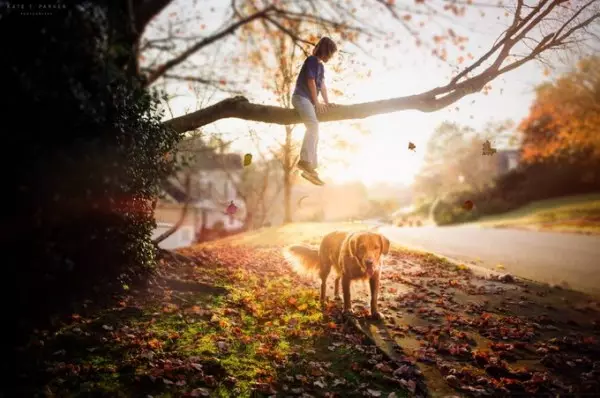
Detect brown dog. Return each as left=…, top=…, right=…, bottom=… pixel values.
left=284, top=230, right=390, bottom=319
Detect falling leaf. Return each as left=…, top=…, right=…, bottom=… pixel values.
left=219, top=79, right=226, bottom=85
left=543, top=68, right=551, bottom=76
left=408, top=142, right=416, bottom=151
left=463, top=200, right=474, bottom=210
left=482, top=140, right=497, bottom=156
left=243, top=153, right=252, bottom=166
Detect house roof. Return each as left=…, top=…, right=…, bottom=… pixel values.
left=193, top=153, right=243, bottom=170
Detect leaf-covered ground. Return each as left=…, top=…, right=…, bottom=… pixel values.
left=15, top=223, right=600, bottom=397
left=14, top=223, right=416, bottom=398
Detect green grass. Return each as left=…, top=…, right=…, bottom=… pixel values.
left=475, top=193, right=600, bottom=234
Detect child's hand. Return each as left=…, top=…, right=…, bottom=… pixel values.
left=315, top=103, right=328, bottom=114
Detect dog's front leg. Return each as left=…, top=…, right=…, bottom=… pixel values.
left=342, top=275, right=352, bottom=314
left=369, top=272, right=382, bottom=320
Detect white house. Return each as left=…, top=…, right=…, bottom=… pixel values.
left=154, top=148, right=247, bottom=248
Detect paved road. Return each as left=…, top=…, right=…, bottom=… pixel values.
left=378, top=225, right=600, bottom=297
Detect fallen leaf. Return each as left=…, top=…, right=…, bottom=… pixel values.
left=148, top=338, right=162, bottom=349
left=243, top=153, right=252, bottom=166
left=190, top=387, right=211, bottom=397
left=408, top=142, right=416, bottom=151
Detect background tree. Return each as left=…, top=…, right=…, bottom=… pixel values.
left=413, top=120, right=513, bottom=201
left=519, top=55, right=600, bottom=164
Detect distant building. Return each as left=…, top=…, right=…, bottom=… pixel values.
left=496, top=149, right=520, bottom=175
left=154, top=149, right=247, bottom=248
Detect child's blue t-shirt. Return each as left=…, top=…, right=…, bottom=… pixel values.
left=293, top=55, right=324, bottom=104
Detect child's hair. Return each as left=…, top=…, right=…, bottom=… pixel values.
left=312, top=37, right=338, bottom=59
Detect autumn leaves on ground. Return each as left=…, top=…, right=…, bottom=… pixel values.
left=17, top=223, right=600, bottom=397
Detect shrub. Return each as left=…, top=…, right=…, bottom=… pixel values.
left=2, top=3, right=181, bottom=335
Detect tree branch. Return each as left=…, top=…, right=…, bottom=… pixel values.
left=158, top=0, right=598, bottom=135
left=143, top=6, right=275, bottom=87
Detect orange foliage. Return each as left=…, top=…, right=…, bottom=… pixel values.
left=519, top=56, right=600, bottom=163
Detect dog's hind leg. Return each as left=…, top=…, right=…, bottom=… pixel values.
left=333, top=277, right=341, bottom=301
left=318, top=249, right=333, bottom=306
left=319, top=263, right=331, bottom=306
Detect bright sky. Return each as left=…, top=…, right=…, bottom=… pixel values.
left=150, top=1, right=570, bottom=187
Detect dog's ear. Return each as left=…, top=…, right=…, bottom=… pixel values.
left=348, top=234, right=358, bottom=258
left=380, top=234, right=390, bottom=255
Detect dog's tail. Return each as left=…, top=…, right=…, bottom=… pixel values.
left=283, top=245, right=320, bottom=277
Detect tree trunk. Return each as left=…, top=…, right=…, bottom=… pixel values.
left=283, top=125, right=293, bottom=224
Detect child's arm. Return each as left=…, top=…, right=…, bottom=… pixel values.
left=321, top=81, right=330, bottom=105
left=308, top=78, right=327, bottom=114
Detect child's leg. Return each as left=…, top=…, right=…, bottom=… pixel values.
left=292, top=95, right=319, bottom=169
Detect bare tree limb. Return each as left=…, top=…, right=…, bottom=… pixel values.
left=143, top=5, right=275, bottom=86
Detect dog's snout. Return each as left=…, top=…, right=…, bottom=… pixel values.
left=365, top=259, right=374, bottom=266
